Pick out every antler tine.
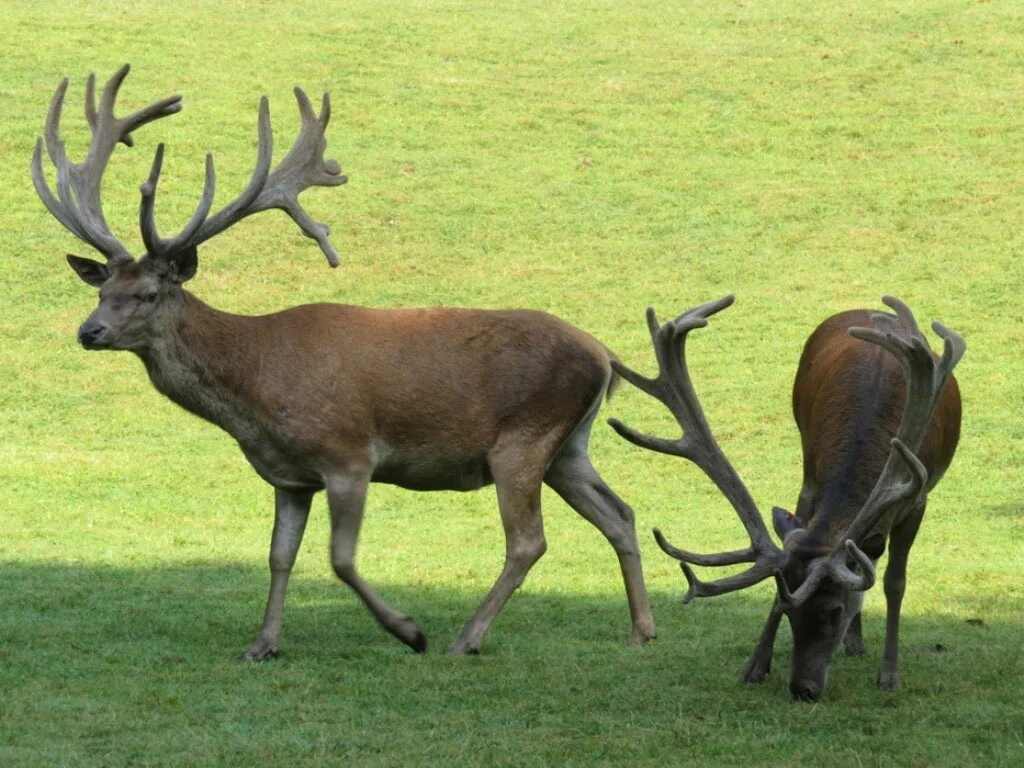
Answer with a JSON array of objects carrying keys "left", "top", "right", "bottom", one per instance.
[
  {"left": 250, "top": 88, "right": 347, "bottom": 266},
  {"left": 612, "top": 295, "right": 787, "bottom": 602},
  {"left": 139, "top": 144, "right": 217, "bottom": 261},
  {"left": 32, "top": 136, "right": 86, "bottom": 241},
  {"left": 186, "top": 87, "right": 347, "bottom": 267},
  {"left": 187, "top": 96, "right": 273, "bottom": 245},
  {"left": 678, "top": 559, "right": 782, "bottom": 604},
  {"left": 785, "top": 437, "right": 926, "bottom": 609},
  {"left": 608, "top": 295, "right": 736, "bottom": 460},
  {"left": 31, "top": 64, "right": 183, "bottom": 265},
  {"left": 653, "top": 527, "right": 757, "bottom": 567},
  {"left": 829, "top": 540, "right": 878, "bottom": 592},
  {"left": 841, "top": 297, "right": 964, "bottom": 548}
]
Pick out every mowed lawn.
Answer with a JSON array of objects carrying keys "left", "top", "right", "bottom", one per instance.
[{"left": 2, "top": 1, "right": 1022, "bottom": 766}]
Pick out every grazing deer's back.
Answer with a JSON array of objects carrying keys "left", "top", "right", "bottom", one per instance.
[{"left": 792, "top": 310, "right": 962, "bottom": 547}]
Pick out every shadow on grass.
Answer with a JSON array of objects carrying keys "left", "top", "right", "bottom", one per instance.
[
  {"left": 1, "top": 558, "right": 1018, "bottom": 676},
  {"left": 1, "top": 560, "right": 1021, "bottom": 766}
]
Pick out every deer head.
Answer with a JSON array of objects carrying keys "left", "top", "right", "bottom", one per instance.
[{"left": 32, "top": 64, "right": 347, "bottom": 351}]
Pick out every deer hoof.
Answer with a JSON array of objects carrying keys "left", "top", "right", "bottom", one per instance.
[
  {"left": 239, "top": 638, "right": 279, "bottom": 662},
  {"left": 629, "top": 624, "right": 656, "bottom": 646},
  {"left": 740, "top": 653, "right": 771, "bottom": 684},
  {"left": 406, "top": 630, "right": 428, "bottom": 654},
  {"left": 391, "top": 615, "right": 427, "bottom": 653},
  {"left": 877, "top": 668, "right": 901, "bottom": 691},
  {"left": 448, "top": 638, "right": 482, "bottom": 656}
]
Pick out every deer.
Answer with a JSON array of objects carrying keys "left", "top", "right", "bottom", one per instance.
[
  {"left": 609, "top": 295, "right": 963, "bottom": 701},
  {"left": 33, "top": 65, "right": 656, "bottom": 660}
]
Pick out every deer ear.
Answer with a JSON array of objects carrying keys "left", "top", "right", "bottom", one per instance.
[
  {"left": 66, "top": 254, "right": 110, "bottom": 287},
  {"left": 168, "top": 246, "right": 198, "bottom": 283},
  {"left": 772, "top": 506, "right": 805, "bottom": 543}
]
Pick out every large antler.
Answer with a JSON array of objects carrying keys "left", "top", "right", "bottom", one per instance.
[
  {"left": 608, "top": 296, "right": 789, "bottom": 602},
  {"left": 778, "top": 297, "right": 965, "bottom": 603},
  {"left": 140, "top": 87, "right": 347, "bottom": 268},
  {"left": 841, "top": 298, "right": 966, "bottom": 548},
  {"left": 613, "top": 295, "right": 964, "bottom": 612},
  {"left": 31, "top": 64, "right": 182, "bottom": 264}
]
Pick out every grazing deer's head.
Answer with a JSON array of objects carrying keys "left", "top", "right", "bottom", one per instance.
[
  {"left": 611, "top": 296, "right": 964, "bottom": 701},
  {"left": 32, "top": 64, "right": 347, "bottom": 351}
]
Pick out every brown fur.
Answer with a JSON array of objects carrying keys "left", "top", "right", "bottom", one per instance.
[
  {"left": 748, "top": 307, "right": 963, "bottom": 700},
  {"left": 792, "top": 309, "right": 962, "bottom": 554},
  {"left": 74, "top": 266, "right": 655, "bottom": 658}
]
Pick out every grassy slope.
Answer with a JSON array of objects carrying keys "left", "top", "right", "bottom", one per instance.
[{"left": 1, "top": 1, "right": 1022, "bottom": 765}]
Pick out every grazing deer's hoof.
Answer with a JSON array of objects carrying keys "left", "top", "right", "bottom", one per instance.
[
  {"left": 877, "top": 668, "right": 901, "bottom": 691},
  {"left": 239, "top": 638, "right": 279, "bottom": 662},
  {"left": 740, "top": 652, "right": 771, "bottom": 684}
]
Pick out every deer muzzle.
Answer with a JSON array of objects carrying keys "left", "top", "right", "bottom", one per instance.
[{"left": 77, "top": 319, "right": 110, "bottom": 349}]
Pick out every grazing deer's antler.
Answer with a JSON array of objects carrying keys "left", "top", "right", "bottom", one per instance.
[
  {"left": 841, "top": 299, "right": 965, "bottom": 541},
  {"left": 773, "top": 298, "right": 965, "bottom": 607},
  {"left": 614, "top": 295, "right": 965, "bottom": 612},
  {"left": 31, "top": 64, "right": 182, "bottom": 264},
  {"left": 608, "top": 295, "right": 790, "bottom": 602}
]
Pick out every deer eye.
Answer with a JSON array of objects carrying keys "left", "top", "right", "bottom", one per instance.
[{"left": 141, "top": 290, "right": 158, "bottom": 303}]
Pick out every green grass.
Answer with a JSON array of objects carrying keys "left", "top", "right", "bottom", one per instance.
[{"left": 2, "top": 1, "right": 1023, "bottom": 765}]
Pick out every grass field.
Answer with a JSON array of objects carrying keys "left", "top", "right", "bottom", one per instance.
[{"left": 2, "top": 1, "right": 1023, "bottom": 766}]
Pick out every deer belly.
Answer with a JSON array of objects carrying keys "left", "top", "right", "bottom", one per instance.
[{"left": 370, "top": 444, "right": 493, "bottom": 492}]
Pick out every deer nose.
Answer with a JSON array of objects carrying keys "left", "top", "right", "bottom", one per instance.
[
  {"left": 77, "top": 321, "right": 109, "bottom": 348},
  {"left": 790, "top": 678, "right": 822, "bottom": 702}
]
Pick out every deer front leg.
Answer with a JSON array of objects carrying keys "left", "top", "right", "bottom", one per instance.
[
  {"left": 878, "top": 507, "right": 925, "bottom": 690},
  {"left": 738, "top": 481, "right": 814, "bottom": 677},
  {"left": 241, "top": 487, "right": 313, "bottom": 661},
  {"left": 740, "top": 598, "right": 784, "bottom": 683},
  {"left": 326, "top": 472, "right": 427, "bottom": 653}
]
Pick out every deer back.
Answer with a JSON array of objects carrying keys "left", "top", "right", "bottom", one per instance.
[
  {"left": 140, "top": 295, "right": 614, "bottom": 490},
  {"left": 791, "top": 309, "right": 962, "bottom": 554}
]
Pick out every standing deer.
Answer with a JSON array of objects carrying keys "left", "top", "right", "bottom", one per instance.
[
  {"left": 34, "top": 65, "right": 655, "bottom": 659},
  {"left": 610, "top": 295, "right": 963, "bottom": 700}
]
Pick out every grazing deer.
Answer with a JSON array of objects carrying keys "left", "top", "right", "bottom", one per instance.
[
  {"left": 610, "top": 296, "right": 963, "bottom": 700},
  {"left": 33, "top": 65, "right": 655, "bottom": 659}
]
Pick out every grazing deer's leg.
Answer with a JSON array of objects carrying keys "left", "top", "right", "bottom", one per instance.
[
  {"left": 741, "top": 597, "right": 784, "bottom": 683},
  {"left": 844, "top": 611, "right": 866, "bottom": 656},
  {"left": 878, "top": 505, "right": 925, "bottom": 690},
  {"left": 326, "top": 471, "right": 427, "bottom": 653},
  {"left": 545, "top": 446, "right": 655, "bottom": 646},
  {"left": 241, "top": 488, "right": 314, "bottom": 661},
  {"left": 450, "top": 442, "right": 548, "bottom": 656}
]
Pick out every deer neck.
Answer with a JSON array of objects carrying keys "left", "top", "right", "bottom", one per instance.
[{"left": 137, "top": 291, "right": 264, "bottom": 439}]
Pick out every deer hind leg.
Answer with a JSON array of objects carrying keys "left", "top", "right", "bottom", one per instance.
[
  {"left": 326, "top": 471, "right": 427, "bottom": 653},
  {"left": 878, "top": 504, "right": 925, "bottom": 690},
  {"left": 544, "top": 425, "right": 655, "bottom": 646},
  {"left": 241, "top": 487, "right": 314, "bottom": 661},
  {"left": 449, "top": 439, "right": 549, "bottom": 656}
]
